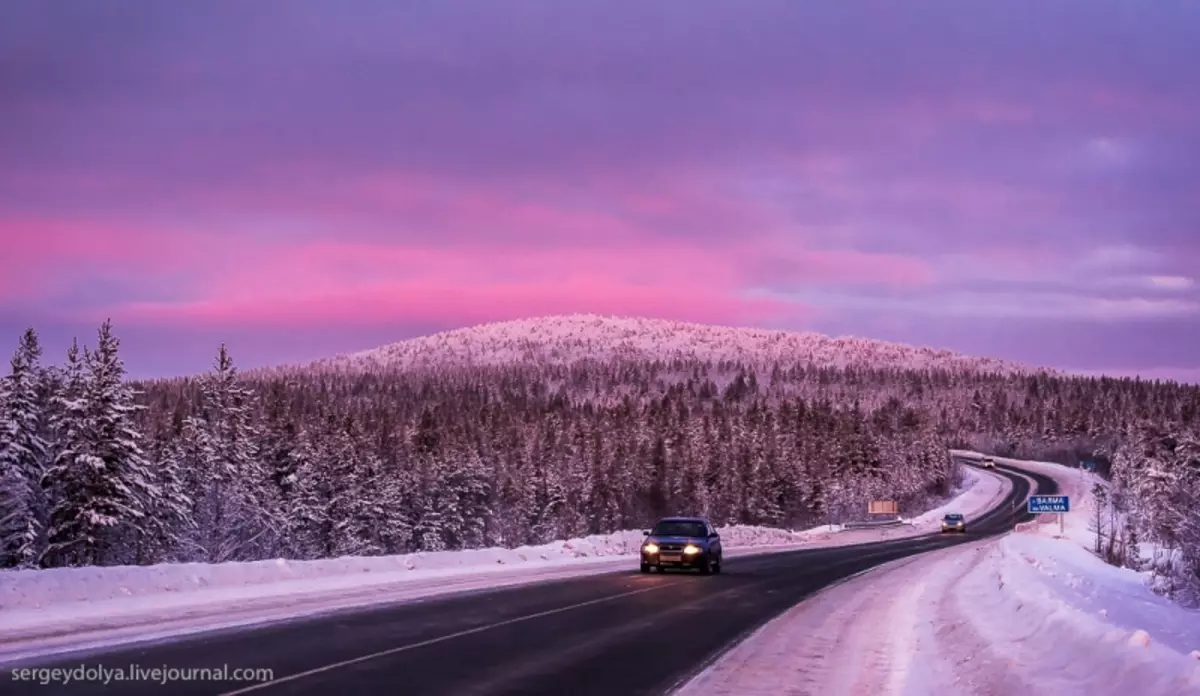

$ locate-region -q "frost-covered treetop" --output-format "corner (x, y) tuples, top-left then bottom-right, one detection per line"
(264, 314), (1047, 377)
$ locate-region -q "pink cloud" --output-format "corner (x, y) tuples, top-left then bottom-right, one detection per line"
(201, 237), (930, 299)
(107, 277), (800, 329)
(2, 218), (186, 265)
(0, 218), (206, 300)
(87, 232), (928, 329)
(6, 160), (932, 329)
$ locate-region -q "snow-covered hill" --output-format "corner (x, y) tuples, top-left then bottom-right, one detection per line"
(271, 314), (1044, 376)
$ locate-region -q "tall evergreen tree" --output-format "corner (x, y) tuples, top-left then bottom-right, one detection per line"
(82, 321), (157, 565)
(43, 324), (155, 566)
(0, 329), (49, 568)
(41, 339), (88, 567)
(184, 344), (276, 563)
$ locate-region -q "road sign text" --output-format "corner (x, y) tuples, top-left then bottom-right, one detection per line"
(1028, 495), (1070, 513)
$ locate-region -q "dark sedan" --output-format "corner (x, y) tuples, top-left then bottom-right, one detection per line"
(941, 513), (967, 533)
(640, 516), (723, 574)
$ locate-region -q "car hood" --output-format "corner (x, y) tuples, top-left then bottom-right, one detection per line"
(645, 535), (706, 546)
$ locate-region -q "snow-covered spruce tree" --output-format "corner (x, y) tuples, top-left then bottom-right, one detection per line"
(436, 440), (492, 550)
(527, 421), (569, 545)
(0, 329), (49, 568)
(1110, 423), (1179, 573)
(183, 344), (278, 563)
(286, 433), (333, 560)
(82, 321), (158, 565)
(409, 407), (454, 551)
(136, 418), (194, 564)
(1175, 429), (1200, 604)
(43, 323), (156, 567)
(40, 338), (88, 568)
(325, 418), (396, 558)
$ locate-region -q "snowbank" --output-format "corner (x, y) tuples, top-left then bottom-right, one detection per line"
(677, 457), (1200, 696)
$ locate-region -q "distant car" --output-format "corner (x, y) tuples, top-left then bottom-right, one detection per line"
(941, 513), (967, 533)
(981, 457), (996, 468)
(641, 516), (723, 574)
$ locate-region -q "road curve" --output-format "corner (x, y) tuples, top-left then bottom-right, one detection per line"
(5, 464), (1056, 696)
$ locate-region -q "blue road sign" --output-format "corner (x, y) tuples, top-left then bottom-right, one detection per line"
(1028, 495), (1070, 513)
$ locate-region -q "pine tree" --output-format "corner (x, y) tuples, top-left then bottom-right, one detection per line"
(138, 433), (194, 564)
(289, 439), (334, 560)
(40, 339), (88, 567)
(0, 329), (49, 568)
(82, 321), (157, 565)
(43, 324), (155, 567)
(185, 344), (276, 562)
(410, 408), (449, 551)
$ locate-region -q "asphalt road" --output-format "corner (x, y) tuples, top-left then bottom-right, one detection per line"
(6, 463), (1056, 696)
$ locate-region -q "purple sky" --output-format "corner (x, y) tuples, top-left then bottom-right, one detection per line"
(2, 1), (1198, 381)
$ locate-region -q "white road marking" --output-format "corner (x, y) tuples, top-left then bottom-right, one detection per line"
(215, 582), (680, 694)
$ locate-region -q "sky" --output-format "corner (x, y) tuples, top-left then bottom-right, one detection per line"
(2, 1), (1199, 381)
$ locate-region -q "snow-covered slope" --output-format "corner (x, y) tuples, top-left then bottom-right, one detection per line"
(273, 314), (1042, 375)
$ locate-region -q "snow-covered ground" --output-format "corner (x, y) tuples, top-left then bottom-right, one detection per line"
(0, 464), (1003, 666)
(675, 454), (1200, 696)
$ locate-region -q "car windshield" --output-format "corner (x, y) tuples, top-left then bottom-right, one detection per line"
(651, 521), (706, 537)
(944, 514), (963, 521)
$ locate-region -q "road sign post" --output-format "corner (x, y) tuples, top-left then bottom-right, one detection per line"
(1028, 495), (1070, 535)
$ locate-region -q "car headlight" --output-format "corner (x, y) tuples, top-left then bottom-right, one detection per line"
(643, 543), (659, 554)
(683, 544), (701, 555)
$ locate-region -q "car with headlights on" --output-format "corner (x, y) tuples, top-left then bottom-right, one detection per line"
(940, 513), (967, 533)
(981, 456), (996, 468)
(640, 516), (722, 574)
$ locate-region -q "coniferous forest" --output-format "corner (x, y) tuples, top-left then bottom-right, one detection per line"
(1, 321), (1198, 603)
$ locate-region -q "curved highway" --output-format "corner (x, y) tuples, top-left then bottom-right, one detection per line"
(6, 462), (1056, 696)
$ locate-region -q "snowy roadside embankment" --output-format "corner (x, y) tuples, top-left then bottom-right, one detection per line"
(676, 456), (1200, 696)
(675, 539), (1200, 696)
(904, 465), (1011, 530)
(0, 463), (1004, 666)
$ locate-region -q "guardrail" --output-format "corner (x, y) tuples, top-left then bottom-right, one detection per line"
(842, 518), (905, 529)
